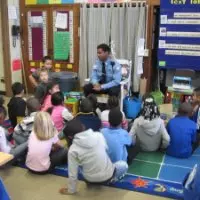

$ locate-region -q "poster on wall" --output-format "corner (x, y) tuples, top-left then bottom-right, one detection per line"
(158, 0), (200, 70)
(12, 59), (22, 71)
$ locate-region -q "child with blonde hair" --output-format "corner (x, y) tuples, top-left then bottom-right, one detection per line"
(29, 56), (52, 88)
(34, 68), (49, 104)
(26, 112), (68, 174)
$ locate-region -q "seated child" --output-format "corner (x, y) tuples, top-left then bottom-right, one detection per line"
(0, 98), (27, 159)
(167, 102), (198, 158)
(29, 56), (52, 88)
(13, 97), (41, 145)
(87, 94), (101, 117)
(48, 92), (73, 132)
(129, 95), (170, 152)
(0, 96), (13, 140)
(41, 81), (60, 112)
(60, 119), (128, 195)
(34, 68), (50, 104)
(7, 82), (26, 128)
(191, 87), (200, 132)
(100, 96), (128, 129)
(101, 108), (138, 164)
(26, 112), (68, 174)
(75, 98), (101, 131)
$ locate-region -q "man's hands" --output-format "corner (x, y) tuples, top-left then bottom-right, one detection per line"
(93, 84), (101, 91)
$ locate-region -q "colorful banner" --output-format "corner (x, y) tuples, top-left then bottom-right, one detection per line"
(62, 0), (74, 3)
(25, 0), (37, 4)
(158, 0), (200, 70)
(38, 0), (49, 4)
(25, 0), (129, 4)
(49, 0), (62, 3)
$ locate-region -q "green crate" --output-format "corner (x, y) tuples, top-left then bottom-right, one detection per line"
(150, 91), (164, 106)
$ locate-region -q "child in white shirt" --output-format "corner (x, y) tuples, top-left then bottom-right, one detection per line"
(0, 96), (27, 159)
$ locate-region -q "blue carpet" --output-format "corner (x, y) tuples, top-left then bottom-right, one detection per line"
(18, 148), (200, 199)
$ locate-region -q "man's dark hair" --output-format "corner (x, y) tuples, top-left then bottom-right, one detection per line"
(97, 44), (111, 53)
(12, 82), (24, 96)
(51, 91), (64, 106)
(109, 107), (123, 127)
(42, 56), (52, 63)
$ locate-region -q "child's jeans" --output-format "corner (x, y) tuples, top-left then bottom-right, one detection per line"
(10, 142), (28, 159)
(84, 161), (128, 185)
(112, 161), (128, 182)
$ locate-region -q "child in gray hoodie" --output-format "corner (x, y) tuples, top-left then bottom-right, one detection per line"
(129, 95), (170, 152)
(60, 119), (128, 195)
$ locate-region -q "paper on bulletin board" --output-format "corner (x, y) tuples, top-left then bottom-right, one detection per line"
(25, 0), (37, 5)
(138, 38), (145, 56)
(49, 0), (61, 4)
(55, 13), (68, 29)
(54, 32), (70, 60)
(31, 16), (43, 24)
(12, 59), (22, 71)
(8, 6), (17, 20)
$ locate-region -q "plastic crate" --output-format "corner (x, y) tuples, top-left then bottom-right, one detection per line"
(150, 91), (164, 105)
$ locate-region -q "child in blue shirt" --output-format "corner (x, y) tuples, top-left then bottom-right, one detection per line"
(101, 107), (138, 164)
(167, 102), (198, 158)
(191, 87), (200, 132)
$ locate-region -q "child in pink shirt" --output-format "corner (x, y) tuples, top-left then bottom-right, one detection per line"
(48, 92), (73, 132)
(41, 81), (60, 112)
(26, 112), (68, 174)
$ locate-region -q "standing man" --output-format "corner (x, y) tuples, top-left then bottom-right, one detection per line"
(84, 44), (121, 97)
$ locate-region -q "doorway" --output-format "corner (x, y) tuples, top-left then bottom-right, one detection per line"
(0, 0), (12, 96)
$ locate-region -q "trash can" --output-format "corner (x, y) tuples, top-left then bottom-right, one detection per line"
(51, 72), (78, 93)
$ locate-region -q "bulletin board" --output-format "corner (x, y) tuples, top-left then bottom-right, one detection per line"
(158, 0), (200, 70)
(20, 1), (80, 91)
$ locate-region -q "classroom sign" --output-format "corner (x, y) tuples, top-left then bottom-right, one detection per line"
(158, 0), (200, 70)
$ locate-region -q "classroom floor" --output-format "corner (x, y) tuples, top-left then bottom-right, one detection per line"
(129, 150), (199, 182)
(0, 167), (170, 200)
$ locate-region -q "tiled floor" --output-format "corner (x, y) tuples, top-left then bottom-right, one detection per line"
(0, 167), (170, 200)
